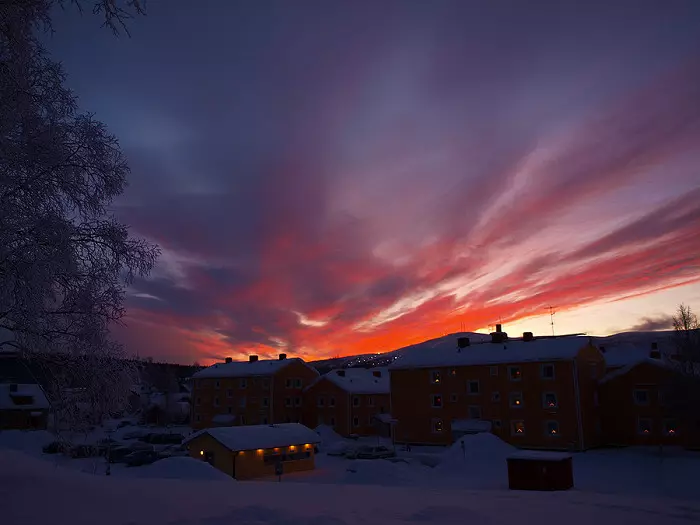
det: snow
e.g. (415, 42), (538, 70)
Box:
(344, 458), (432, 486)
(184, 423), (320, 451)
(0, 383), (49, 409)
(508, 450), (573, 461)
(192, 357), (318, 379)
(4, 447), (700, 525)
(389, 334), (594, 370)
(309, 367), (390, 394)
(315, 424), (344, 446)
(130, 456), (233, 481)
(599, 357), (675, 383)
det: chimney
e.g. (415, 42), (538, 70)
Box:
(372, 370), (382, 378)
(249, 355), (259, 363)
(523, 332), (534, 342)
(496, 323), (502, 333)
(337, 370), (346, 377)
(491, 331), (508, 344)
(225, 357), (233, 364)
(278, 353), (287, 361)
(457, 337), (471, 348)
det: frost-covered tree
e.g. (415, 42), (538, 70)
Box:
(0, 0), (158, 433)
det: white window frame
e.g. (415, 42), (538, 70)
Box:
(284, 397), (292, 407)
(542, 392), (558, 409)
(491, 391), (500, 403)
(353, 396), (360, 407)
(663, 419), (678, 436)
(431, 394), (443, 408)
(467, 380), (480, 395)
(430, 370), (442, 384)
(540, 364), (555, 380)
(294, 397), (302, 407)
(285, 378), (292, 389)
(214, 397), (220, 407)
(238, 397), (246, 408)
(431, 418), (444, 433)
(545, 420), (560, 437)
(329, 396), (336, 407)
(633, 389), (650, 406)
(489, 366), (498, 377)
(226, 389), (233, 398)
(637, 417), (652, 436)
(510, 420), (525, 436)
(468, 405), (482, 419)
(294, 378), (302, 388)
(352, 416), (359, 428)
(508, 366), (522, 381)
(509, 391), (524, 408)
(317, 396), (325, 408)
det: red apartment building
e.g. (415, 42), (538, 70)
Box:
(191, 354), (319, 430)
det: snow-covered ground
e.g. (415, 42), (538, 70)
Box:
(3, 447), (700, 525)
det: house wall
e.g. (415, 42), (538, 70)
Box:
(0, 409), (48, 430)
(391, 351), (591, 449)
(186, 433), (316, 480)
(598, 361), (699, 448)
(574, 345), (606, 449)
(191, 359), (318, 430)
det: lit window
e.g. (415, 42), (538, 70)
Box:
(545, 420), (559, 436)
(431, 394), (443, 408)
(432, 418), (444, 433)
(509, 392), (524, 408)
(353, 396), (360, 407)
(450, 393), (458, 403)
(511, 420), (525, 436)
(468, 405), (482, 419)
(450, 368), (457, 377)
(353, 416), (359, 427)
(491, 391), (501, 403)
(329, 397), (336, 407)
(543, 392), (558, 409)
(509, 367), (522, 381)
(663, 419), (677, 436)
(633, 389), (649, 405)
(430, 370), (442, 384)
(489, 366), (498, 377)
(239, 379), (247, 389)
(540, 364), (555, 380)
(467, 380), (480, 395)
(637, 418), (652, 435)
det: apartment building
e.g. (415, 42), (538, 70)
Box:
(191, 354), (319, 430)
(389, 327), (605, 450)
(302, 368), (390, 436)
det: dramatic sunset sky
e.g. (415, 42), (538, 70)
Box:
(48, 1), (700, 364)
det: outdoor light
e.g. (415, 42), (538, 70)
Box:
(199, 450), (204, 456)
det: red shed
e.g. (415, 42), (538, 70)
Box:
(506, 450), (574, 491)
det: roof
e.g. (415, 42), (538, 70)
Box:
(507, 450), (572, 461)
(0, 383), (50, 410)
(451, 419), (492, 433)
(389, 334), (594, 370)
(307, 367), (390, 394)
(192, 357), (318, 379)
(184, 423), (320, 451)
(599, 358), (677, 384)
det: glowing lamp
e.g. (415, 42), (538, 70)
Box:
(290, 445), (296, 451)
(199, 450), (204, 456)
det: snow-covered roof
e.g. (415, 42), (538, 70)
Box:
(389, 334), (594, 370)
(192, 357), (318, 379)
(0, 383), (50, 410)
(507, 450), (572, 461)
(599, 358), (676, 384)
(372, 413), (398, 424)
(308, 367), (390, 394)
(451, 419), (492, 433)
(184, 423), (320, 451)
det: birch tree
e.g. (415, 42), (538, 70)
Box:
(0, 0), (158, 435)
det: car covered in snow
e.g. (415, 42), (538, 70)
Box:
(345, 445), (396, 460)
(124, 450), (161, 467)
(325, 441), (357, 457)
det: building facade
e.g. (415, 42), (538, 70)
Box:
(191, 354), (319, 430)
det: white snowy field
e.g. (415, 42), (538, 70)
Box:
(2, 448), (700, 525)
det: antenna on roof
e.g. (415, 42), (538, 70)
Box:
(546, 306), (557, 336)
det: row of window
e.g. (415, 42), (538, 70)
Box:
(430, 364), (553, 385)
(637, 418), (677, 436)
(200, 377), (306, 390)
(633, 388), (664, 406)
(317, 415), (378, 428)
(431, 418), (560, 436)
(199, 396), (272, 408)
(316, 395), (376, 408)
(431, 391), (559, 409)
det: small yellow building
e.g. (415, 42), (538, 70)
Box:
(184, 423), (320, 480)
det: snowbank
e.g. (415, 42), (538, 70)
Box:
(434, 433), (515, 488)
(0, 429), (54, 454)
(344, 459), (431, 486)
(130, 456), (234, 481)
(315, 424), (344, 447)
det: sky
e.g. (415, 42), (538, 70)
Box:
(46, 0), (700, 365)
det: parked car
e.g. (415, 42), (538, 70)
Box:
(124, 450), (160, 467)
(128, 441), (154, 452)
(42, 441), (65, 454)
(70, 444), (100, 459)
(345, 445), (396, 460)
(158, 444), (188, 459)
(107, 445), (134, 464)
(326, 441), (356, 457)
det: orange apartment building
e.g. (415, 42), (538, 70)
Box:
(389, 327), (605, 450)
(191, 354), (319, 430)
(302, 368), (390, 436)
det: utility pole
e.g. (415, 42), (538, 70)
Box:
(546, 306), (557, 336)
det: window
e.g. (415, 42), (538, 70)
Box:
(261, 417), (268, 425)
(215, 380), (220, 389)
(196, 397), (201, 406)
(450, 393), (458, 403)
(511, 420), (525, 436)
(294, 397), (302, 407)
(634, 389), (650, 405)
(214, 397), (220, 407)
(432, 418), (444, 433)
(468, 405), (482, 419)
(540, 364), (555, 380)
(545, 420), (559, 436)
(317, 396), (325, 407)
(663, 419), (678, 436)
(542, 392), (558, 409)
(285, 397), (292, 407)
(353, 416), (359, 428)
(467, 380), (480, 395)
(430, 370), (442, 384)
(489, 366), (498, 377)
(492, 419), (502, 429)
(317, 414), (325, 426)
(226, 389), (233, 398)
(285, 379), (292, 389)
(227, 406), (232, 414)
(195, 414), (201, 422)
(431, 394), (443, 408)
(638, 418), (652, 435)
(368, 396), (375, 407)
(329, 396), (336, 407)
(509, 392), (524, 408)
(239, 397), (246, 408)
(294, 378), (302, 388)
(262, 397), (269, 407)
(353, 396), (360, 407)
(239, 415), (246, 425)
(491, 391), (501, 402)
(508, 366), (522, 381)
(262, 378), (270, 389)
(450, 368), (457, 377)
(330, 417), (336, 427)
(239, 379), (247, 389)
(368, 415), (374, 425)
